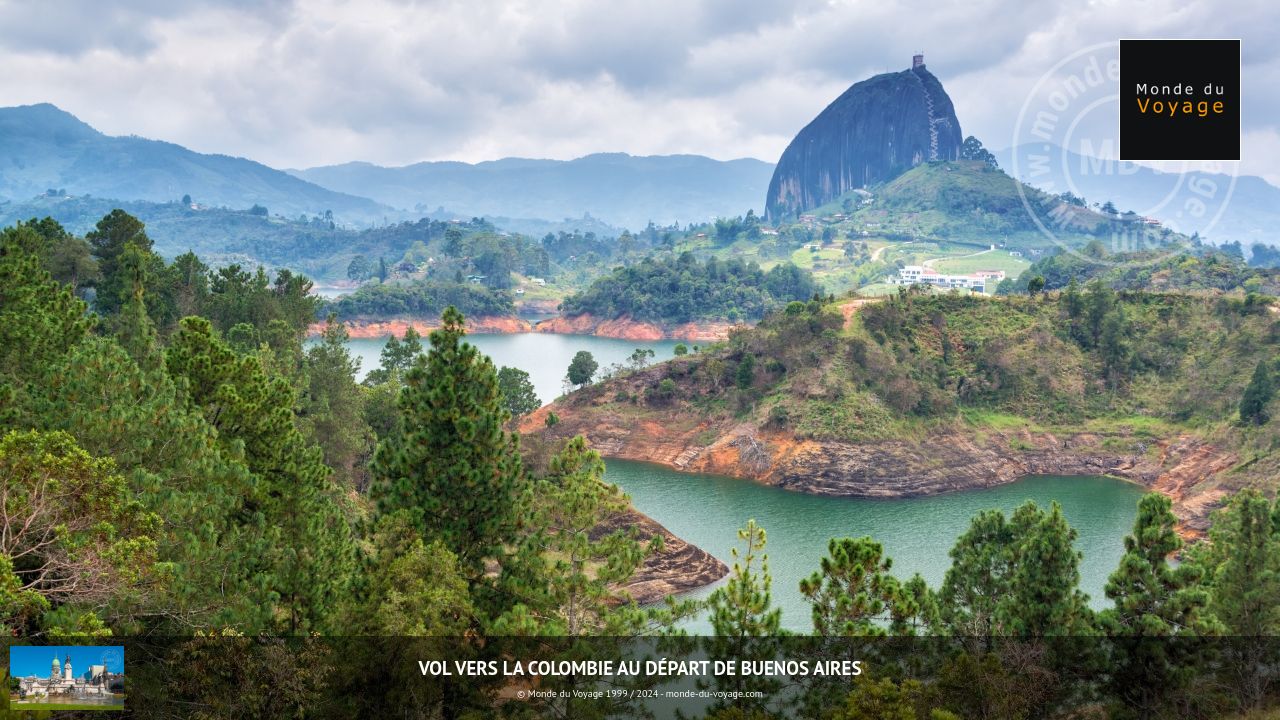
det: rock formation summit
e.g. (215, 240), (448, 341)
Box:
(765, 55), (963, 220)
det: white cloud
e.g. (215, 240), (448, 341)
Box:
(0, 0), (1276, 174)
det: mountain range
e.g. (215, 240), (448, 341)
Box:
(994, 144), (1280, 250)
(0, 103), (774, 231)
(0, 104), (392, 223)
(288, 153), (774, 231)
(3, 102), (1279, 249)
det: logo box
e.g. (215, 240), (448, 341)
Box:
(1119, 39), (1240, 161)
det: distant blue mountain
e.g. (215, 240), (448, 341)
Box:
(995, 144), (1280, 249)
(290, 153), (776, 231)
(0, 103), (392, 223)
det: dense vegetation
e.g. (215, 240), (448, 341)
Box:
(560, 252), (820, 323)
(1006, 240), (1280, 295)
(571, 288), (1279, 447)
(0, 210), (689, 639)
(327, 279), (515, 319)
(8, 209), (1280, 717)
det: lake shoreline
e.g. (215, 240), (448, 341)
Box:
(314, 315), (740, 342)
(520, 387), (1234, 541)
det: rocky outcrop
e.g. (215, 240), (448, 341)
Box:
(534, 314), (742, 342)
(315, 315), (531, 338)
(521, 401), (1238, 540)
(604, 508), (728, 604)
(766, 61), (963, 220)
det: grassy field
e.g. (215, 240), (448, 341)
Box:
(11, 701), (125, 711)
(931, 249), (1030, 275)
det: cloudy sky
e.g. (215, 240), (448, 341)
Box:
(3, 0), (1278, 182)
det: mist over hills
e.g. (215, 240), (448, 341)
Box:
(290, 153), (775, 231)
(995, 144), (1280, 250)
(0, 104), (393, 223)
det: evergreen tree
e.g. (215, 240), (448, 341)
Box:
(112, 242), (163, 371)
(167, 317), (356, 632)
(736, 353), (756, 390)
(703, 519), (785, 718)
(1239, 360), (1274, 425)
(497, 365), (541, 417)
(300, 315), (375, 489)
(800, 536), (937, 636)
(36, 337), (270, 631)
(1102, 493), (1214, 635)
(996, 502), (1093, 636)
(939, 509), (1016, 637)
(0, 226), (95, 426)
(1100, 493), (1218, 717)
(340, 512), (474, 636)
(380, 326), (422, 374)
(707, 520), (782, 638)
(86, 209), (152, 315)
(1084, 279), (1114, 346)
(497, 437), (667, 635)
(1201, 490), (1280, 636)
(0, 430), (159, 632)
(370, 307), (527, 571)
(1194, 490), (1280, 710)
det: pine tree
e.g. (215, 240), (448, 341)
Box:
(497, 436), (665, 635)
(703, 519), (785, 718)
(996, 502), (1093, 636)
(1239, 360), (1274, 425)
(707, 519), (782, 638)
(801, 536), (935, 636)
(112, 242), (163, 371)
(939, 509), (1017, 636)
(167, 317), (356, 632)
(0, 226), (94, 425)
(1194, 490), (1280, 710)
(0, 430), (159, 630)
(340, 512), (474, 636)
(300, 315), (375, 489)
(1202, 490), (1280, 636)
(1102, 493), (1213, 635)
(1100, 493), (1218, 717)
(370, 306), (527, 571)
(382, 326), (423, 373)
(86, 209), (152, 315)
(37, 337), (271, 631)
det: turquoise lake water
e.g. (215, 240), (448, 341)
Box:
(337, 333), (1145, 633)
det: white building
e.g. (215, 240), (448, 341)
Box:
(895, 265), (1006, 294)
(16, 653), (114, 700)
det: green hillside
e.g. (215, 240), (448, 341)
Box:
(816, 160), (1167, 255)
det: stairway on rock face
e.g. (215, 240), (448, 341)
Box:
(913, 71), (942, 162)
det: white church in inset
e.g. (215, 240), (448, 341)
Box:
(16, 652), (116, 699)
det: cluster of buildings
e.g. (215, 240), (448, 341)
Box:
(15, 653), (120, 700)
(893, 265), (1006, 294)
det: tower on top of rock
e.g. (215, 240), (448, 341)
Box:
(912, 53), (925, 70)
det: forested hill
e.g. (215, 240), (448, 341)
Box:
(558, 253), (820, 324)
(0, 103), (390, 223)
(292, 153), (775, 231)
(327, 280), (515, 320)
(1005, 240), (1280, 295)
(0, 194), (495, 282)
(532, 288), (1280, 537)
